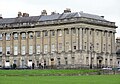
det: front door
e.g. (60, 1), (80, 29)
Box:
(51, 59), (54, 68)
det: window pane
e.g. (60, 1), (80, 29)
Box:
(6, 34), (10, 40)
(22, 33), (26, 39)
(36, 32), (40, 37)
(21, 46), (25, 55)
(29, 32), (33, 39)
(44, 44), (48, 53)
(59, 43), (62, 50)
(72, 29), (76, 34)
(66, 29), (69, 34)
(6, 46), (10, 55)
(0, 34), (2, 40)
(51, 44), (55, 53)
(51, 31), (55, 36)
(29, 46), (33, 55)
(58, 30), (62, 36)
(36, 45), (40, 54)
(14, 46), (18, 55)
(14, 33), (18, 40)
(0, 47), (2, 55)
(44, 31), (48, 36)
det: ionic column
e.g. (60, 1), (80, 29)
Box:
(87, 29), (90, 51)
(41, 31), (44, 54)
(26, 32), (29, 65)
(2, 33), (6, 66)
(26, 32), (29, 55)
(55, 30), (58, 52)
(10, 33), (13, 56)
(112, 32), (116, 54)
(18, 32), (21, 66)
(76, 28), (79, 50)
(2, 33), (6, 56)
(79, 28), (82, 50)
(62, 29), (65, 52)
(18, 32), (21, 55)
(69, 28), (72, 51)
(48, 30), (51, 53)
(106, 31), (108, 53)
(33, 31), (36, 54)
(92, 29), (95, 52)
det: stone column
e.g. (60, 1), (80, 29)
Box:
(76, 28), (79, 50)
(33, 31), (36, 55)
(41, 31), (44, 54)
(79, 28), (82, 50)
(101, 30), (103, 52)
(18, 32), (21, 66)
(48, 30), (51, 53)
(112, 32), (116, 54)
(62, 29), (65, 52)
(69, 28), (72, 51)
(2, 33), (6, 66)
(87, 29), (90, 51)
(10, 33), (13, 56)
(106, 31), (108, 53)
(26, 32), (29, 65)
(55, 30), (58, 52)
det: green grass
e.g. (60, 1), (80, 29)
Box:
(0, 75), (120, 84)
(0, 69), (98, 76)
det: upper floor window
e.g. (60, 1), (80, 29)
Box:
(0, 34), (2, 40)
(72, 28), (76, 34)
(44, 44), (48, 53)
(96, 43), (99, 50)
(29, 45), (33, 55)
(97, 31), (99, 35)
(44, 31), (48, 36)
(14, 46), (18, 55)
(59, 43), (62, 50)
(104, 44), (106, 51)
(0, 47), (2, 55)
(14, 33), (18, 40)
(6, 33), (10, 40)
(90, 31), (91, 35)
(58, 30), (62, 36)
(29, 32), (33, 39)
(84, 29), (87, 34)
(51, 30), (55, 36)
(36, 45), (40, 54)
(66, 29), (69, 34)
(21, 33), (26, 40)
(6, 46), (10, 55)
(103, 32), (105, 36)
(21, 45), (25, 55)
(51, 44), (55, 53)
(36, 31), (40, 37)
(108, 32), (110, 37)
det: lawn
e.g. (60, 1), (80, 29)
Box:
(0, 75), (120, 84)
(0, 69), (98, 76)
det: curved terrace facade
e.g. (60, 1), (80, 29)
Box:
(0, 10), (117, 68)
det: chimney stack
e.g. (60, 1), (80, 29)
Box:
(18, 12), (22, 17)
(0, 14), (3, 19)
(41, 10), (47, 15)
(101, 16), (104, 18)
(18, 12), (29, 17)
(23, 13), (29, 17)
(64, 8), (71, 13)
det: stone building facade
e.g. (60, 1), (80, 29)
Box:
(116, 37), (120, 67)
(0, 10), (117, 68)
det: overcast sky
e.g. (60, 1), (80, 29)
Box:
(0, 0), (119, 37)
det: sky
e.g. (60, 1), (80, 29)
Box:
(0, 0), (120, 37)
